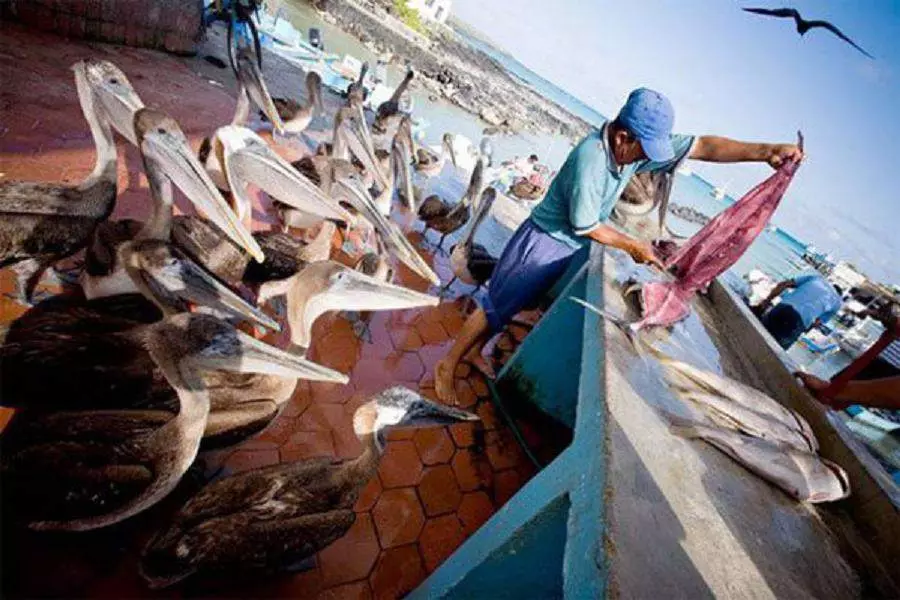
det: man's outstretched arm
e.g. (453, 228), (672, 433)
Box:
(690, 136), (803, 168)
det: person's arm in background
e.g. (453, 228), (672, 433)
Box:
(690, 136), (804, 168)
(795, 373), (900, 410)
(758, 279), (797, 312)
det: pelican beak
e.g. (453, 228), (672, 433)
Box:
(79, 59), (146, 145)
(315, 263), (437, 312)
(340, 112), (391, 190)
(237, 55), (285, 133)
(334, 174), (440, 285)
(443, 135), (458, 168)
(393, 138), (415, 211)
(393, 388), (480, 428)
(217, 125), (352, 224)
(140, 122), (266, 263)
(192, 326), (348, 383)
(126, 242), (280, 331)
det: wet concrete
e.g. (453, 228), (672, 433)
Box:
(0, 23), (548, 599)
(601, 250), (862, 599)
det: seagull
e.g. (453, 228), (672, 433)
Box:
(743, 7), (873, 59)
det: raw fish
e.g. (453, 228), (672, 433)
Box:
(667, 413), (850, 503)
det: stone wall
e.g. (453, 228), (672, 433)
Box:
(6, 0), (203, 55)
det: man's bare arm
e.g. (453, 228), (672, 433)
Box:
(690, 136), (803, 168)
(583, 224), (664, 269)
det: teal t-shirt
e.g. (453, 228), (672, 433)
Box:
(530, 126), (695, 249)
(781, 273), (842, 328)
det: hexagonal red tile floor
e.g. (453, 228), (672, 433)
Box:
(0, 24), (549, 600)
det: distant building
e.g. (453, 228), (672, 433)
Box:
(829, 261), (867, 292)
(407, 0), (451, 23)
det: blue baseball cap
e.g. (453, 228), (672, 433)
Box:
(616, 88), (675, 162)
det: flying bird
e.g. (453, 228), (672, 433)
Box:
(743, 7), (873, 59)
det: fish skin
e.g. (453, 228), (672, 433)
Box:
(666, 413), (850, 503)
(678, 390), (815, 452)
(659, 357), (818, 452)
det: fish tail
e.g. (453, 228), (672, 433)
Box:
(569, 297), (640, 351)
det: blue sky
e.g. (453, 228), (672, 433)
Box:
(452, 0), (899, 284)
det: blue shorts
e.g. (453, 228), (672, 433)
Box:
(482, 219), (578, 333)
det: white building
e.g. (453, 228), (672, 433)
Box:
(407, 0), (452, 24)
(829, 261), (868, 292)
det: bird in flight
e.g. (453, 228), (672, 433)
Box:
(743, 7), (873, 59)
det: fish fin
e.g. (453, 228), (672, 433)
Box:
(656, 409), (704, 439)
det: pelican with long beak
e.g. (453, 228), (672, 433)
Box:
(266, 71), (324, 135)
(0, 313), (346, 532)
(415, 132), (457, 178)
(334, 167), (439, 285)
(199, 48), (285, 191)
(373, 68), (415, 134)
(258, 260), (439, 352)
(0, 59), (143, 301)
(172, 125), (352, 286)
(140, 386), (477, 588)
(418, 154), (486, 251)
(446, 186), (498, 296)
(81, 109), (272, 330)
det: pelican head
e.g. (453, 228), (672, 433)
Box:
(215, 125), (352, 229)
(336, 103), (391, 190)
(78, 59), (146, 145)
(441, 133), (458, 167)
(235, 49), (284, 133)
(134, 108), (265, 263)
(353, 387), (478, 451)
(306, 71), (324, 113)
(281, 261), (438, 349)
(333, 170), (439, 285)
(149, 313), (347, 383)
(121, 240), (280, 332)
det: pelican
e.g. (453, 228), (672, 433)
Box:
(414, 133), (457, 177)
(258, 260), (438, 352)
(140, 386), (477, 588)
(447, 186), (498, 294)
(418, 154), (486, 250)
(199, 48), (285, 192)
(347, 243), (394, 342)
(345, 60), (369, 101)
(0, 59), (143, 301)
(82, 109), (269, 315)
(140, 257), (432, 448)
(373, 68), (414, 134)
(172, 125), (353, 286)
(264, 71), (323, 135)
(0, 313), (346, 532)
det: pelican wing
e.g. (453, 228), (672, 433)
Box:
(742, 7), (800, 19)
(0, 180), (114, 218)
(809, 20), (874, 58)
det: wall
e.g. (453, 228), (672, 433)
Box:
(6, 0), (203, 55)
(408, 0), (452, 24)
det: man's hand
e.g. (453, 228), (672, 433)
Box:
(766, 144), (804, 169)
(627, 240), (665, 270)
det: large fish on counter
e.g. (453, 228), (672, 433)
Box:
(666, 413), (850, 503)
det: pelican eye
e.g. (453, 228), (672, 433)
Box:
(157, 128), (166, 135)
(109, 77), (119, 85)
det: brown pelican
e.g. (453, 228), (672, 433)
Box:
(200, 49), (285, 192)
(418, 154), (486, 250)
(414, 133), (457, 178)
(0, 313), (345, 532)
(258, 260), (438, 352)
(82, 110), (269, 315)
(447, 186), (498, 294)
(172, 125), (352, 286)
(264, 71), (324, 135)
(140, 386), (477, 588)
(0, 59), (143, 301)
(348, 243), (394, 342)
(373, 68), (414, 134)
(345, 61), (369, 101)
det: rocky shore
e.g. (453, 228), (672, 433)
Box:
(313, 0), (593, 139)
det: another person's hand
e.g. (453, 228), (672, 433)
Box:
(767, 144), (804, 168)
(794, 371), (829, 396)
(628, 240), (665, 270)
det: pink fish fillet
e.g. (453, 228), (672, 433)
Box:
(637, 134), (803, 329)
